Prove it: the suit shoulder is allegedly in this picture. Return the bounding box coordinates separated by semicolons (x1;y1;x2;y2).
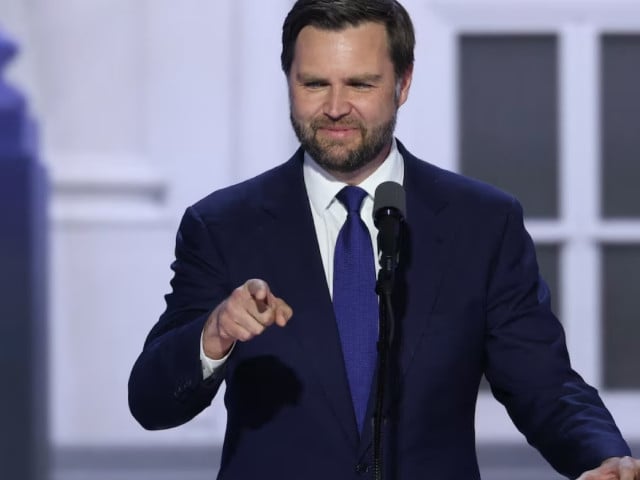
405;153;518;217
439;166;516;209
188;150;303;223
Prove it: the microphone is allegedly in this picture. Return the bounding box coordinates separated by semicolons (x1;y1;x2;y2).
373;181;406;274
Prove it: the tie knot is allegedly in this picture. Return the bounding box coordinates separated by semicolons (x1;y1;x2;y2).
336;186;368;215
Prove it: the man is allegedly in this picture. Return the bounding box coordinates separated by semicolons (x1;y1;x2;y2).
128;1;639;478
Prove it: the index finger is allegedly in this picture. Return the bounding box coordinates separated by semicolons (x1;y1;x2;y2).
271;295;293;327
619;457;638;480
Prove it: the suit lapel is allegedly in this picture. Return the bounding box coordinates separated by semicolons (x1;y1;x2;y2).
396;151;456;377
358;145;457;457
259;151;360;449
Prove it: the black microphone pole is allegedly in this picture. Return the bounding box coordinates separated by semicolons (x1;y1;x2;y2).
371;182;405;480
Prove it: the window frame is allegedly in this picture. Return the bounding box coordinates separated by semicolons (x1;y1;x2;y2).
416;0;640;442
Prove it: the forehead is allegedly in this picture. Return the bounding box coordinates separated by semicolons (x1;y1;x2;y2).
291;22;392;72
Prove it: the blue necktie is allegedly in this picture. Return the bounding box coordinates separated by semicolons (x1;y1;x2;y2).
333;186;378;434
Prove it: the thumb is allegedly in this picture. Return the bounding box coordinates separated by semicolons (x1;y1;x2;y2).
245;278;269;302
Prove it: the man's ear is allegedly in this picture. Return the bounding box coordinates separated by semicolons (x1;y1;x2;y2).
396;64;413;106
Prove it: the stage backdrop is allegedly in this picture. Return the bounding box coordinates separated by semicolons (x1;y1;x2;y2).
0;0;638;458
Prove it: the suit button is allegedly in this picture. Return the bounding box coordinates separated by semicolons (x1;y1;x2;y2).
355;463;370;474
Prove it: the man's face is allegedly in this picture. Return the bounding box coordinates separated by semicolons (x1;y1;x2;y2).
288;22;412;181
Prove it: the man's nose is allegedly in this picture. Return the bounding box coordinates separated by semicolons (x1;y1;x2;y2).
323;87;351;120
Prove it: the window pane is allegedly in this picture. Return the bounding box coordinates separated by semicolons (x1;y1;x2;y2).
602;245;640;389
601;35;640;218
459;35;559;219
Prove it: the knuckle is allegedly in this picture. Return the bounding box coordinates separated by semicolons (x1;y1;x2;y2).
217;309;232;327
217;322;233;340
229;326;247;342
260;313;275;326
232;285;248;301
238;330;253;342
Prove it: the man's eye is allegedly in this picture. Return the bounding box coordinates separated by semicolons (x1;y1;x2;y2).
305;82;325;89
351;83;373;90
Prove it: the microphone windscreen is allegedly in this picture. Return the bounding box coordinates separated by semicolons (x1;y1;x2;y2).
373;181;406;220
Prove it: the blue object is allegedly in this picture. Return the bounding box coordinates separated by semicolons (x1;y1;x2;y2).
333;186;378;434
0;27;48;480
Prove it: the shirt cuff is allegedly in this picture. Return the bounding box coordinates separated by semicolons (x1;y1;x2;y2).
200;330;234;380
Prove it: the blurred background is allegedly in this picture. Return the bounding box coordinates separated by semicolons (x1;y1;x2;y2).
0;0;638;479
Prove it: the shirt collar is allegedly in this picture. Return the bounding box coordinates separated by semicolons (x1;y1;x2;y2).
303;138;405;215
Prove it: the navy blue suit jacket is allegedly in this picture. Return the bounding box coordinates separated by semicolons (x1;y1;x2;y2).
129;142;630;479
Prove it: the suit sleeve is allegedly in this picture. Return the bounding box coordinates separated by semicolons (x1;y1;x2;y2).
128;206;231;430
484;198;631;479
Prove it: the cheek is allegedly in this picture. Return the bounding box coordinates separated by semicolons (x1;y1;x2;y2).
354;103;393;125
290;92;320;119
353;91;397;119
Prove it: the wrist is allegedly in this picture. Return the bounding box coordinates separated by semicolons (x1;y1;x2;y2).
203;335;234;360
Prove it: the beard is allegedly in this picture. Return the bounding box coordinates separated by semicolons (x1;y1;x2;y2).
290;112;397;174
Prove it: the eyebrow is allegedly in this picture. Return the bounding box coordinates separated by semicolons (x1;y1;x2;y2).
347;74;383;84
295;73;383;84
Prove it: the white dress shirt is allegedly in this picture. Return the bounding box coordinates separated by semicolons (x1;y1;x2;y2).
303;139;405;295
200;140;405;378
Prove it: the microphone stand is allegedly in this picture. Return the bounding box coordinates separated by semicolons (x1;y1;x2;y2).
371;184;405;480
372;266;396;480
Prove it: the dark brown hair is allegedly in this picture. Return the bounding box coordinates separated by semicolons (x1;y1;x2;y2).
281;0;415;79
